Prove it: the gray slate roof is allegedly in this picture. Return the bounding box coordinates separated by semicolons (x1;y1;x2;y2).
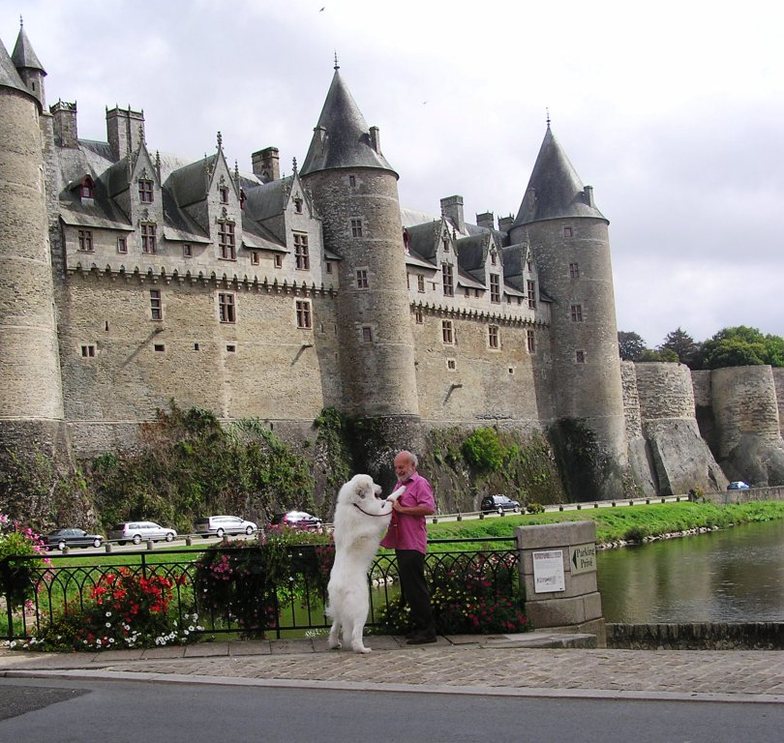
300;70;396;176
0;35;29;97
513;126;606;226
12;26;44;72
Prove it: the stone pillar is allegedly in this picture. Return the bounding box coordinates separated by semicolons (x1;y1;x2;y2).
516;521;605;644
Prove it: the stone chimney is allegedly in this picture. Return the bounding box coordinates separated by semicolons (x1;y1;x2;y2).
476;212;495;231
498;215;514;232
369;126;381;154
584;185;594;207
50;100;78;148
252;147;280;183
441;195;465;234
106;106;145;161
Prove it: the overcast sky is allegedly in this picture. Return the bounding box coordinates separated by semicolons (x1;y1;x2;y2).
3;0;782;347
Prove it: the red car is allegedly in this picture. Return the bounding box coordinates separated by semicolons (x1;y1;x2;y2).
269;511;323;531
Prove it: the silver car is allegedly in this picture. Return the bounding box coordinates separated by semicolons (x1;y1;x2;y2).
194;515;257;537
108;521;177;545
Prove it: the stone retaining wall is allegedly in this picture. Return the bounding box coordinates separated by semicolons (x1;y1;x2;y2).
607;622;784;650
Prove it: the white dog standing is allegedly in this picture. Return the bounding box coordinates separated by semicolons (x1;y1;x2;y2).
326;474;405;653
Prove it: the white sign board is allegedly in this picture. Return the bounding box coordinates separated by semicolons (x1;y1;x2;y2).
569;543;597;575
532;549;565;593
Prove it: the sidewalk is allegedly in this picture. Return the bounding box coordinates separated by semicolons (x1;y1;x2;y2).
3;633;784;703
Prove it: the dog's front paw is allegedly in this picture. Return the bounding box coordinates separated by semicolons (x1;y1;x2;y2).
353;645;372;654
386;485;406;503
328;640;342;650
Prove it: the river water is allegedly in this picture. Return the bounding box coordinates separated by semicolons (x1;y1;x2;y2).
597;519;784;622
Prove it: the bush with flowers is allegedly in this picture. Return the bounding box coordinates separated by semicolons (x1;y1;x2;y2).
0;513;50;611
376;552;528;635
8;566;202;651
193;528;333;636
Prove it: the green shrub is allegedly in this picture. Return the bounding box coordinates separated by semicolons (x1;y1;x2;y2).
461;428;504;473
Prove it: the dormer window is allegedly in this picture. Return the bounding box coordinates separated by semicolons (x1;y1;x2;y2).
491;252;497;266
294;197;303;214
442;263;454;297
218;221;236;260
141;223;157;254
489;273;500;303
219;186;230;204
443;238;449;253
139;179;154;203
79;176;94;201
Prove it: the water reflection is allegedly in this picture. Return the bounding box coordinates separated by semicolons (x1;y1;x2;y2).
597;520;784;622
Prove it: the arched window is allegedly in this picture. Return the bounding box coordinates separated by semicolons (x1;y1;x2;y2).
79;175;95;200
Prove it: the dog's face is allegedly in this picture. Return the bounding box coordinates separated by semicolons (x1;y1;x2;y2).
339;474;382;506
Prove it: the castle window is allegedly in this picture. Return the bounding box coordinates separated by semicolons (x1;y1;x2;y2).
491;252;497;266
274;254;283;269
194;343;200;351
442;263;454;297
218;292;236;323
326;261;333;274
569;262;580;279
570;304;583;322
218;221;236;260
361;326;373;343
356;268;369;289
350;218;363;238
527;280;537;309
78;229;93;252
250;251;259;265
219;186;230;204
141;223;157;254
415;307;424;324
79;176;94;200
80;344;96;358
417;275;425;293
117;236;128;254
138;179;154;203
149;289;162;321
441;319;454;345
226;344;236;353
443;238;449;253
294;233;309;270
446;358;457;370
488;325;499;349
296;299;312;329
294;197;303;214
154;344;165;352
576;350;586;363
349;175;356;188
464;287;470;298
183;243;192;258
489;273;500;303
563;226;573;238
527;329;536;354
527;259;533;272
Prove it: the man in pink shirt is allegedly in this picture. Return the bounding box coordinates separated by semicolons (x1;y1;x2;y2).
380;450;437;644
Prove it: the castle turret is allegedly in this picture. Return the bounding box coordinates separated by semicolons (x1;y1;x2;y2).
0;32;64;456
300;65;421;485
510;124;626;500
11;19;46;109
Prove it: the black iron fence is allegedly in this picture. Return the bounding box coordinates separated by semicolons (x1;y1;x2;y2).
1;538;519;642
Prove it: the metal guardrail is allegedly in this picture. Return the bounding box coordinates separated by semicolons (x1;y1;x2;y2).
1;540;518;641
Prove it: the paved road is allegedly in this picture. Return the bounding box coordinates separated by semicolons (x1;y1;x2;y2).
2;675;783;743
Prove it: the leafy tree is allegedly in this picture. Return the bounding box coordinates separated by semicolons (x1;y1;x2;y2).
618;331;647;361
658;327;701;368
639;348;678;362
700;326;783;369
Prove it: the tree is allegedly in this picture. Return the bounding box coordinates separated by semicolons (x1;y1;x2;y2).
639;348;678;362
618;331;647;361
658;327;701;368
699;326;784;369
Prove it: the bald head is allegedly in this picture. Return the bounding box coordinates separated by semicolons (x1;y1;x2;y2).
394;450;417;480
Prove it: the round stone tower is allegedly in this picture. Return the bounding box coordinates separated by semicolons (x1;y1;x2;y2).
300;65;421;485
0;30;64;455
509;124;626;500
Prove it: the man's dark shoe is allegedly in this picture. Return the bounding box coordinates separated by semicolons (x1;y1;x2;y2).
404;631;419;640
406;633;437;645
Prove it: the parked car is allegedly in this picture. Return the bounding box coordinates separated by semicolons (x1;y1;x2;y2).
727;481;750;490
107;521;177;545
45;528;104;550
480;494;521;514
269;511;323;531
194;515;257;537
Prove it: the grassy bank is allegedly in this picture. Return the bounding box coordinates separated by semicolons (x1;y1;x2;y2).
425;500;784;548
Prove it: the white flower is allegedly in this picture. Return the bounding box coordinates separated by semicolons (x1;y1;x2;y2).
105;622;112;628
105;611;112;617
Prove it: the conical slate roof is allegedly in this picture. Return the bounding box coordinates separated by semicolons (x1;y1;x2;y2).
0;35;30;96
300;69;396;177
513;126;605;226
12;25;45;72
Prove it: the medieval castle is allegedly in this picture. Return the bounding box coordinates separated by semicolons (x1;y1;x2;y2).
2;22;784;501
